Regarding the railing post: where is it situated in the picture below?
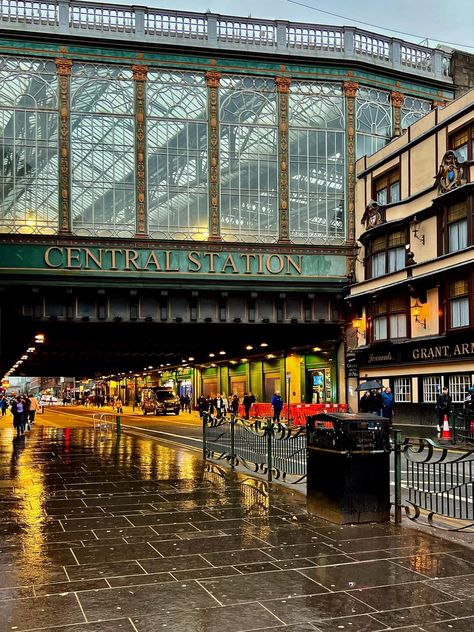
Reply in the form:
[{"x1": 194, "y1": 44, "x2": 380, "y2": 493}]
[
  {"x1": 230, "y1": 413, "x2": 235, "y2": 469},
  {"x1": 58, "y1": 0, "x2": 70, "y2": 34},
  {"x1": 394, "y1": 430, "x2": 402, "y2": 524},
  {"x1": 207, "y1": 13, "x2": 218, "y2": 46},
  {"x1": 433, "y1": 50, "x2": 443, "y2": 79},
  {"x1": 343, "y1": 27, "x2": 355, "y2": 58},
  {"x1": 266, "y1": 418, "x2": 273, "y2": 482},
  {"x1": 115, "y1": 415, "x2": 121, "y2": 436},
  {"x1": 202, "y1": 412, "x2": 207, "y2": 461},
  {"x1": 391, "y1": 40, "x2": 402, "y2": 70},
  {"x1": 275, "y1": 21, "x2": 287, "y2": 49},
  {"x1": 134, "y1": 6, "x2": 145, "y2": 37}
]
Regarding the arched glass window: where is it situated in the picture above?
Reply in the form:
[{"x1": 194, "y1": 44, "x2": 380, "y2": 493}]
[
  {"x1": 70, "y1": 63, "x2": 135, "y2": 237},
  {"x1": 356, "y1": 88, "x2": 392, "y2": 159},
  {"x1": 220, "y1": 75, "x2": 278, "y2": 243},
  {"x1": 147, "y1": 71, "x2": 208, "y2": 240},
  {"x1": 0, "y1": 56, "x2": 58, "y2": 234},
  {"x1": 401, "y1": 96, "x2": 431, "y2": 131},
  {"x1": 289, "y1": 81, "x2": 345, "y2": 244}
]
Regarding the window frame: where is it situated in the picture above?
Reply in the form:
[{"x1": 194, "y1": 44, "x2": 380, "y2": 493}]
[
  {"x1": 367, "y1": 228, "x2": 408, "y2": 279},
  {"x1": 449, "y1": 123, "x2": 474, "y2": 162},
  {"x1": 438, "y1": 196, "x2": 473, "y2": 256},
  {"x1": 449, "y1": 279, "x2": 470, "y2": 329},
  {"x1": 394, "y1": 377, "x2": 412, "y2": 403},
  {"x1": 373, "y1": 167, "x2": 400, "y2": 205},
  {"x1": 369, "y1": 296, "x2": 409, "y2": 343}
]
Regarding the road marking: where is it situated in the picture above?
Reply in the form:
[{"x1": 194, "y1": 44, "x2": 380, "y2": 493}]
[{"x1": 121, "y1": 424, "x2": 202, "y2": 444}]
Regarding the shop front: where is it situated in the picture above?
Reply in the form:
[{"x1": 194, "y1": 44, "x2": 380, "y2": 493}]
[{"x1": 354, "y1": 332, "x2": 474, "y2": 425}]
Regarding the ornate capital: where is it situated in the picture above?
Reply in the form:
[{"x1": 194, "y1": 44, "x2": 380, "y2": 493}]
[
  {"x1": 275, "y1": 76, "x2": 291, "y2": 94},
  {"x1": 343, "y1": 81, "x2": 358, "y2": 98},
  {"x1": 391, "y1": 91, "x2": 404, "y2": 108},
  {"x1": 205, "y1": 71, "x2": 221, "y2": 88},
  {"x1": 55, "y1": 58, "x2": 72, "y2": 77},
  {"x1": 132, "y1": 64, "x2": 148, "y2": 82}
]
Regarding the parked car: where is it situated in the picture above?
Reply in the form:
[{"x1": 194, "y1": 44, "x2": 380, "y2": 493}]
[{"x1": 141, "y1": 388, "x2": 180, "y2": 416}]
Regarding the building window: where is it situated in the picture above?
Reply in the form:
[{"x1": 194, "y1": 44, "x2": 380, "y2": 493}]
[
  {"x1": 400, "y1": 97, "x2": 431, "y2": 131},
  {"x1": 289, "y1": 81, "x2": 345, "y2": 245},
  {"x1": 147, "y1": 70, "x2": 208, "y2": 240},
  {"x1": 369, "y1": 230, "x2": 406, "y2": 278},
  {"x1": 70, "y1": 63, "x2": 135, "y2": 237},
  {"x1": 449, "y1": 280, "x2": 469, "y2": 328},
  {"x1": 372, "y1": 297, "x2": 407, "y2": 341},
  {"x1": 423, "y1": 376, "x2": 441, "y2": 403},
  {"x1": 448, "y1": 374, "x2": 472, "y2": 403},
  {"x1": 356, "y1": 88, "x2": 392, "y2": 159},
  {"x1": 394, "y1": 377, "x2": 411, "y2": 402},
  {"x1": 450, "y1": 124, "x2": 474, "y2": 162},
  {"x1": 0, "y1": 56, "x2": 59, "y2": 235},
  {"x1": 220, "y1": 75, "x2": 278, "y2": 243},
  {"x1": 373, "y1": 168, "x2": 400, "y2": 205},
  {"x1": 447, "y1": 201, "x2": 468, "y2": 252}
]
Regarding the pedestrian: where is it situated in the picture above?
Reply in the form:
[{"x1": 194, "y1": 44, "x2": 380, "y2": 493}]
[
  {"x1": 11, "y1": 396, "x2": 25, "y2": 437},
  {"x1": 23, "y1": 396, "x2": 31, "y2": 430},
  {"x1": 0, "y1": 394, "x2": 8, "y2": 417},
  {"x1": 28, "y1": 394, "x2": 39, "y2": 426},
  {"x1": 381, "y1": 387, "x2": 394, "y2": 422},
  {"x1": 214, "y1": 394, "x2": 226, "y2": 419},
  {"x1": 180, "y1": 394, "x2": 186, "y2": 412},
  {"x1": 115, "y1": 397, "x2": 123, "y2": 414},
  {"x1": 184, "y1": 394, "x2": 192, "y2": 413},
  {"x1": 230, "y1": 394, "x2": 239, "y2": 416},
  {"x1": 435, "y1": 386, "x2": 452, "y2": 433},
  {"x1": 463, "y1": 386, "x2": 474, "y2": 436},
  {"x1": 197, "y1": 394, "x2": 209, "y2": 419},
  {"x1": 271, "y1": 391, "x2": 283, "y2": 423},
  {"x1": 243, "y1": 392, "x2": 252, "y2": 420},
  {"x1": 359, "y1": 391, "x2": 371, "y2": 413}
]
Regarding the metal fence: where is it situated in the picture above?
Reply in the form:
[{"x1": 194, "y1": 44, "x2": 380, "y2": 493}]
[
  {"x1": 203, "y1": 413, "x2": 306, "y2": 483},
  {"x1": 395, "y1": 434, "x2": 474, "y2": 530}
]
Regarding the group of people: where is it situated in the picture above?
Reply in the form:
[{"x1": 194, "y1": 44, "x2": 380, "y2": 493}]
[
  {"x1": 6, "y1": 394, "x2": 40, "y2": 437},
  {"x1": 196, "y1": 392, "x2": 257, "y2": 420},
  {"x1": 359, "y1": 387, "x2": 394, "y2": 420}
]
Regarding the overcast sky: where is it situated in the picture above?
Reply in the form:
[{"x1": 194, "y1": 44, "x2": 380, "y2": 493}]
[{"x1": 111, "y1": 0, "x2": 474, "y2": 51}]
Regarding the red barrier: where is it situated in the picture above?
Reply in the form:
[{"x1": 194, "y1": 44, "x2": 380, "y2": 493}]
[{"x1": 237, "y1": 403, "x2": 348, "y2": 425}]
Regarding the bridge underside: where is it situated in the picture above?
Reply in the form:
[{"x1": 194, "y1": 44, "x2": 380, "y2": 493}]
[{"x1": 1, "y1": 287, "x2": 344, "y2": 377}]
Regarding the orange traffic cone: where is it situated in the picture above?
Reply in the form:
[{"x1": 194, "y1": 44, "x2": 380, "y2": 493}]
[{"x1": 441, "y1": 414, "x2": 452, "y2": 440}]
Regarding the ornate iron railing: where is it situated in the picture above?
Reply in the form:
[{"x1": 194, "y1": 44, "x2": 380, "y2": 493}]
[
  {"x1": 398, "y1": 436, "x2": 474, "y2": 530},
  {"x1": 0, "y1": 0, "x2": 452, "y2": 82},
  {"x1": 203, "y1": 413, "x2": 306, "y2": 483}
]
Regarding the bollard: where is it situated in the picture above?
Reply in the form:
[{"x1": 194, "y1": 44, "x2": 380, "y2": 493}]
[
  {"x1": 266, "y1": 418, "x2": 273, "y2": 482},
  {"x1": 115, "y1": 415, "x2": 121, "y2": 436},
  {"x1": 394, "y1": 430, "x2": 402, "y2": 524}
]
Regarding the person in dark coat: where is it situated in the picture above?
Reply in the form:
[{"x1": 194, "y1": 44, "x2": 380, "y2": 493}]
[
  {"x1": 359, "y1": 391, "x2": 371, "y2": 413},
  {"x1": 271, "y1": 391, "x2": 283, "y2": 423},
  {"x1": 230, "y1": 394, "x2": 239, "y2": 416},
  {"x1": 436, "y1": 386, "x2": 452, "y2": 432},
  {"x1": 197, "y1": 395, "x2": 209, "y2": 418},
  {"x1": 11, "y1": 396, "x2": 25, "y2": 437},
  {"x1": 381, "y1": 387, "x2": 394, "y2": 422},
  {"x1": 243, "y1": 393, "x2": 252, "y2": 419}
]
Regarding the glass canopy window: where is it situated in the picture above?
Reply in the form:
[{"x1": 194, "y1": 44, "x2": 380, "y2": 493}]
[
  {"x1": 219, "y1": 75, "x2": 278, "y2": 243},
  {"x1": 356, "y1": 87, "x2": 392, "y2": 159},
  {"x1": 70, "y1": 63, "x2": 135, "y2": 237},
  {"x1": 0, "y1": 56, "x2": 58, "y2": 234},
  {"x1": 401, "y1": 96, "x2": 431, "y2": 131},
  {"x1": 289, "y1": 81, "x2": 345, "y2": 244},
  {"x1": 147, "y1": 70, "x2": 208, "y2": 240}
]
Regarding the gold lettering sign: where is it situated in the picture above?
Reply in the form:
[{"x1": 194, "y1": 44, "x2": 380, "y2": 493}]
[{"x1": 42, "y1": 248, "x2": 308, "y2": 277}]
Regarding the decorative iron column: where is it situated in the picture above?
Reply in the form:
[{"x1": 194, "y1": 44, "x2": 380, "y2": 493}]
[
  {"x1": 344, "y1": 81, "x2": 358, "y2": 243},
  {"x1": 55, "y1": 58, "x2": 72, "y2": 234},
  {"x1": 132, "y1": 64, "x2": 149, "y2": 237},
  {"x1": 276, "y1": 76, "x2": 291, "y2": 243},
  {"x1": 391, "y1": 91, "x2": 404, "y2": 137},
  {"x1": 205, "y1": 71, "x2": 221, "y2": 241}
]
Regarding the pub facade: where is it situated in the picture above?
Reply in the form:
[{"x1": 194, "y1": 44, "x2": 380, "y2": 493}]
[{"x1": 349, "y1": 89, "x2": 474, "y2": 424}]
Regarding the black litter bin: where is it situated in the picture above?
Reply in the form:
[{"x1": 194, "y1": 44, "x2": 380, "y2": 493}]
[{"x1": 306, "y1": 413, "x2": 391, "y2": 524}]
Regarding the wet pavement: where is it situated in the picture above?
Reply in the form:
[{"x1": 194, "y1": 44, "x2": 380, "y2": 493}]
[{"x1": 0, "y1": 424, "x2": 473, "y2": 631}]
